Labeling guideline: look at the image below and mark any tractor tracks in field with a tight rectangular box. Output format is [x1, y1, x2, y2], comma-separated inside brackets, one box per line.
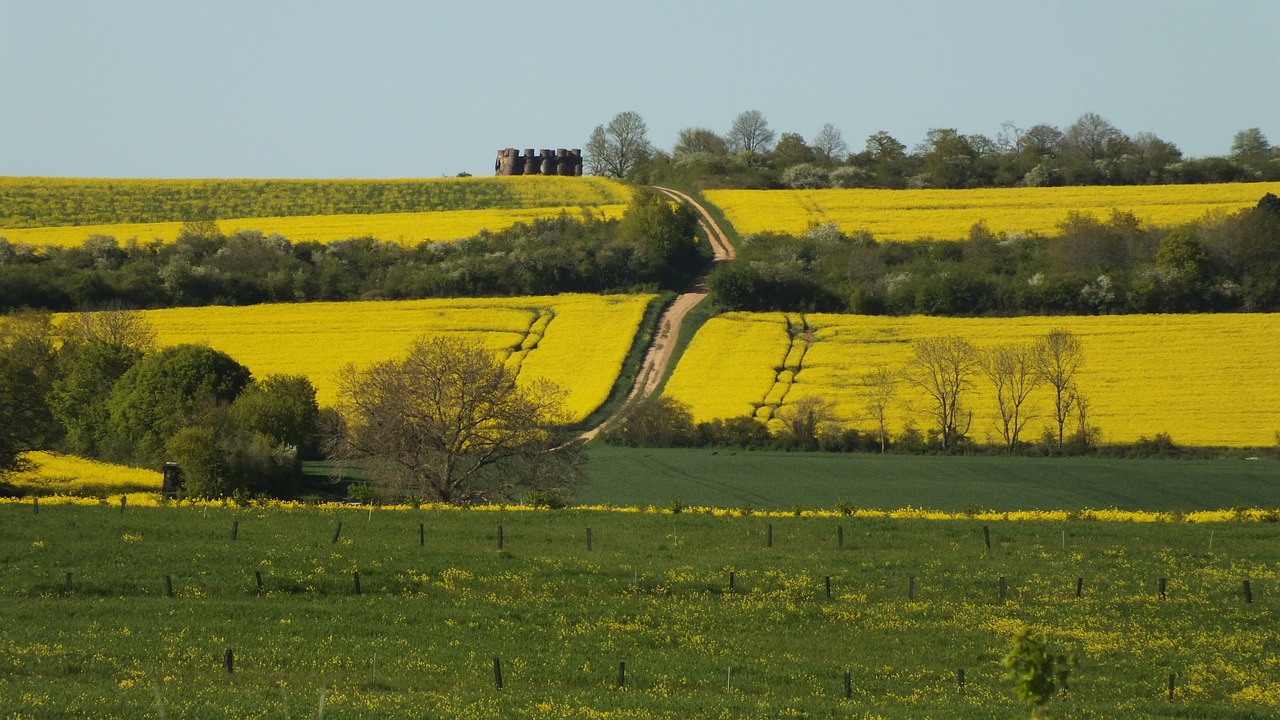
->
[578, 187, 736, 440]
[751, 314, 816, 423]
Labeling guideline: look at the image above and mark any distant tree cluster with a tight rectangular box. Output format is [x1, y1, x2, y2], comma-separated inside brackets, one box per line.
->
[606, 329, 1213, 457]
[587, 110, 1280, 189]
[709, 198, 1280, 316]
[0, 308, 321, 498]
[0, 190, 702, 313]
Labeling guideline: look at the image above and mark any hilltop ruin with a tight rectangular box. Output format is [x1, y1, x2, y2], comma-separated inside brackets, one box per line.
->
[495, 148, 583, 176]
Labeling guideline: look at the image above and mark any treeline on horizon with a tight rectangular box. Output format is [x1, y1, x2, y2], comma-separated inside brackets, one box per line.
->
[0, 191, 700, 313]
[709, 195, 1280, 316]
[594, 110, 1280, 190]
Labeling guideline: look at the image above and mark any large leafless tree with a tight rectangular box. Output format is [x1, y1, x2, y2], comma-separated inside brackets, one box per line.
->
[1034, 329, 1085, 449]
[333, 336, 583, 503]
[860, 365, 897, 453]
[981, 342, 1039, 452]
[585, 111, 654, 179]
[902, 336, 979, 449]
[726, 110, 776, 154]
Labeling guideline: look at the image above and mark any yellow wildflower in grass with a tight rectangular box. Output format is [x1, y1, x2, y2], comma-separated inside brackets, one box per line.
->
[706, 182, 1280, 240]
[665, 311, 1280, 446]
[0, 205, 628, 249]
[116, 293, 655, 419]
[2, 491, 1275, 523]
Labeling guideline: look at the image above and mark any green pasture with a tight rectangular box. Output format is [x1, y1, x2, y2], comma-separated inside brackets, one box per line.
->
[582, 445, 1280, 513]
[1, 502, 1276, 718]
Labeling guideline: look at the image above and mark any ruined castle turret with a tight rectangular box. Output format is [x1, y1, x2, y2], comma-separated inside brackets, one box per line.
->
[495, 148, 583, 176]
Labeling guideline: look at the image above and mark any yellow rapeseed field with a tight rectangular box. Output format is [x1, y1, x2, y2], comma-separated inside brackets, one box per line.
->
[664, 311, 1280, 447]
[124, 294, 655, 421]
[706, 182, 1280, 240]
[0, 205, 627, 249]
[4, 451, 162, 497]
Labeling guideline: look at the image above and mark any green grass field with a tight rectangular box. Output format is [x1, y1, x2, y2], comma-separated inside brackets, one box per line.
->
[1, 502, 1276, 718]
[582, 445, 1280, 513]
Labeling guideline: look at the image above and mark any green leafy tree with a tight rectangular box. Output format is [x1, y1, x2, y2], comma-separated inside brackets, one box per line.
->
[50, 307, 154, 456]
[231, 374, 321, 459]
[105, 344, 252, 466]
[1001, 625, 1076, 718]
[0, 311, 60, 472]
[672, 127, 727, 158]
[605, 396, 696, 447]
[615, 189, 700, 284]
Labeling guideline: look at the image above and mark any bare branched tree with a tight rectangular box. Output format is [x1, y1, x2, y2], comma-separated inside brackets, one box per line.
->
[776, 394, 838, 449]
[332, 336, 583, 503]
[902, 336, 979, 449]
[585, 111, 654, 178]
[981, 343, 1039, 453]
[812, 122, 849, 163]
[59, 303, 156, 352]
[1035, 329, 1085, 449]
[726, 110, 776, 155]
[860, 365, 897, 453]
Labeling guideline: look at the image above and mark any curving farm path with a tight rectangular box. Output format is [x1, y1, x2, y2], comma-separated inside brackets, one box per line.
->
[578, 187, 735, 440]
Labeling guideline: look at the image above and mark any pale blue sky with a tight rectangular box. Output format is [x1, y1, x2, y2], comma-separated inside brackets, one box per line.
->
[3, 0, 1277, 178]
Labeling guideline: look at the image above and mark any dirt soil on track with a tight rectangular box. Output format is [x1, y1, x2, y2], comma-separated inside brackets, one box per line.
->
[579, 188, 734, 440]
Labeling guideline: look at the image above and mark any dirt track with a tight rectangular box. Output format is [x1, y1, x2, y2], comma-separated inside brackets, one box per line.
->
[578, 188, 735, 440]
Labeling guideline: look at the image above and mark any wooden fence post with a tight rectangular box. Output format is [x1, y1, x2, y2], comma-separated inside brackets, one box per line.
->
[617, 661, 626, 688]
[844, 670, 852, 699]
[332, 522, 343, 544]
[999, 576, 1007, 602]
[766, 524, 773, 548]
[837, 525, 843, 548]
[230, 521, 238, 541]
[165, 575, 173, 598]
[497, 525, 504, 550]
[224, 648, 234, 674]
[586, 527, 593, 551]
[908, 576, 915, 601]
[493, 657, 503, 689]
[983, 525, 990, 551]
[419, 523, 425, 547]
[353, 571, 361, 596]
[1243, 580, 1253, 603]
[1159, 578, 1167, 600]
[1076, 577, 1083, 598]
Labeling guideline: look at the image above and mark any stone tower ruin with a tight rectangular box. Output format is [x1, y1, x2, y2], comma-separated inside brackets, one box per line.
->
[495, 148, 583, 176]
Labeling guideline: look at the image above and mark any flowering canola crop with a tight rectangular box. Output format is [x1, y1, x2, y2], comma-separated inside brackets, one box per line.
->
[0, 206, 627, 249]
[664, 311, 1280, 446]
[0, 175, 632, 248]
[122, 293, 655, 420]
[706, 182, 1280, 240]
